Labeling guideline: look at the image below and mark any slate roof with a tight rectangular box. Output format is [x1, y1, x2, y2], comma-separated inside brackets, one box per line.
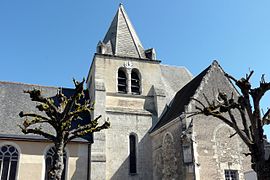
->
[102, 4, 146, 58]
[0, 81, 93, 143]
[159, 64, 193, 104]
[151, 64, 211, 132]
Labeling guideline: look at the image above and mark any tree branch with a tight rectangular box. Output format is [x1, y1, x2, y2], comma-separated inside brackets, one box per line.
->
[229, 132, 237, 138]
[190, 96, 253, 147]
[263, 108, 270, 125]
[62, 103, 93, 123]
[19, 111, 50, 121]
[69, 115, 102, 134]
[24, 89, 59, 117]
[19, 111, 58, 129]
[19, 126, 56, 141]
[237, 106, 252, 140]
[60, 79, 85, 122]
[68, 118, 110, 141]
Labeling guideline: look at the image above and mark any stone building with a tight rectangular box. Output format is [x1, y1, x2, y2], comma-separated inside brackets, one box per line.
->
[0, 84, 92, 179]
[87, 4, 252, 180]
[150, 62, 251, 180]
[0, 4, 253, 180]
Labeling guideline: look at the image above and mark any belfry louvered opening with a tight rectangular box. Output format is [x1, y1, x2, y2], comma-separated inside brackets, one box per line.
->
[131, 69, 140, 95]
[118, 68, 127, 93]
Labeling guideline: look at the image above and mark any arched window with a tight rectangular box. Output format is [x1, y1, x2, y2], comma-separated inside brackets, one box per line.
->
[118, 68, 127, 93]
[131, 69, 140, 95]
[0, 144, 19, 180]
[45, 147, 67, 180]
[129, 134, 137, 174]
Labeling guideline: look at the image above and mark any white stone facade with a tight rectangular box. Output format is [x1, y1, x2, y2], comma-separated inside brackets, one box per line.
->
[0, 140, 89, 180]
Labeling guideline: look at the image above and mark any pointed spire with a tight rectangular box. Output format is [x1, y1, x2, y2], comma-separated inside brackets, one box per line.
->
[101, 4, 146, 59]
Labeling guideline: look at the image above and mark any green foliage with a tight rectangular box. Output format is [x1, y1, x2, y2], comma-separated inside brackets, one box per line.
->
[19, 79, 110, 179]
[19, 79, 110, 142]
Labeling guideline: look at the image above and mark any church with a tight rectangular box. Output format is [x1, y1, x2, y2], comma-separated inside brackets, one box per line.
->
[0, 4, 252, 180]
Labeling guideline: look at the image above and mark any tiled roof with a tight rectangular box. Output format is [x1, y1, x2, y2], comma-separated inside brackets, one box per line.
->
[0, 81, 93, 142]
[151, 64, 211, 132]
[102, 4, 146, 58]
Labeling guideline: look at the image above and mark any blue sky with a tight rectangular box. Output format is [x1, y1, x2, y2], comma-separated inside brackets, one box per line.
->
[0, 0, 270, 137]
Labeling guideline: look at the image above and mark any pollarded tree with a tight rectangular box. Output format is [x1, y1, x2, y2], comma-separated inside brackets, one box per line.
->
[19, 79, 110, 180]
[190, 71, 270, 180]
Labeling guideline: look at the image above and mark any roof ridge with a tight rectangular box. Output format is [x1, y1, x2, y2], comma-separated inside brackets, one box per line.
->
[191, 60, 224, 99]
[188, 63, 214, 101]
[151, 64, 212, 132]
[0, 80, 59, 88]
[115, 6, 119, 55]
[101, 4, 146, 58]
[119, 5, 142, 58]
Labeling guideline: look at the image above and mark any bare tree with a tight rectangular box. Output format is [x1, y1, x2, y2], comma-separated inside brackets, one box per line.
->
[190, 71, 270, 180]
[19, 79, 110, 180]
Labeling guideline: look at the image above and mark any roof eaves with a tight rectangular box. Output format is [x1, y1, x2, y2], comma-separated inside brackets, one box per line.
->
[150, 65, 212, 132]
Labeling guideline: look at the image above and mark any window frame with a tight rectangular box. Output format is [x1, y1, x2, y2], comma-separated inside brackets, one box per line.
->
[117, 68, 128, 94]
[0, 143, 20, 180]
[129, 133, 138, 175]
[224, 169, 239, 180]
[131, 69, 141, 95]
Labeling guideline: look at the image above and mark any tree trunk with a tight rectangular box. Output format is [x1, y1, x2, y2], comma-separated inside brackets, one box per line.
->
[252, 142, 270, 180]
[254, 160, 270, 180]
[50, 141, 65, 180]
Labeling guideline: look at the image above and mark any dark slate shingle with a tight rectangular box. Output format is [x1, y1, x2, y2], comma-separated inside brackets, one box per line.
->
[151, 65, 211, 132]
[0, 82, 93, 143]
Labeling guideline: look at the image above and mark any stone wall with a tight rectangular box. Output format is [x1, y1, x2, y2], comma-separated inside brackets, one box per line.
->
[87, 54, 192, 180]
[151, 118, 189, 180]
[106, 112, 153, 180]
[189, 63, 251, 180]
[88, 55, 159, 179]
[0, 140, 89, 180]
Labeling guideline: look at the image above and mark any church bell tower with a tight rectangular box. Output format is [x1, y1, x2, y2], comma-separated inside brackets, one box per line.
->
[85, 4, 182, 180]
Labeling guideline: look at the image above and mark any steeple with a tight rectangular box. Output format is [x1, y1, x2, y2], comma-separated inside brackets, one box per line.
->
[97, 4, 156, 59]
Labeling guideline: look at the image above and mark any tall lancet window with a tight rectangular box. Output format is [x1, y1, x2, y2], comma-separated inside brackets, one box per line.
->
[118, 68, 127, 93]
[131, 69, 140, 95]
[129, 134, 137, 174]
[0, 144, 19, 180]
[45, 147, 67, 180]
